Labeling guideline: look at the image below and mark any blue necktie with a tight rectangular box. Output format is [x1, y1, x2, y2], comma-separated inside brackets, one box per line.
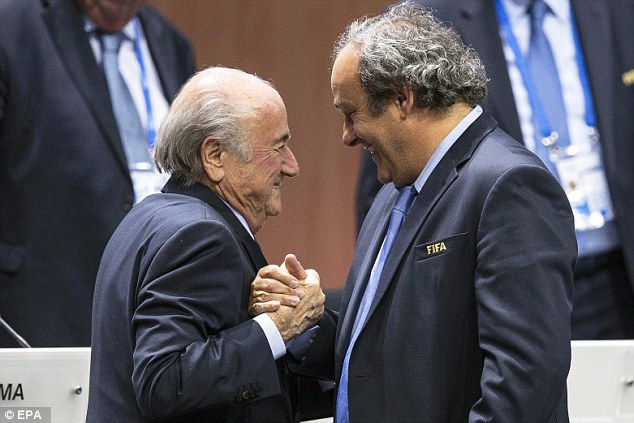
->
[336, 185, 417, 423]
[100, 32, 151, 165]
[527, 0, 570, 174]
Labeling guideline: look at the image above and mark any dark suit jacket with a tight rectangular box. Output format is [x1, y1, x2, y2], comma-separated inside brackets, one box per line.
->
[0, 0, 195, 347]
[87, 178, 299, 422]
[357, 0, 634, 294]
[307, 110, 577, 421]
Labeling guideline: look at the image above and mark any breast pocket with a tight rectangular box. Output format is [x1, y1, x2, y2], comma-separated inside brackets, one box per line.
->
[413, 232, 468, 262]
[408, 232, 471, 303]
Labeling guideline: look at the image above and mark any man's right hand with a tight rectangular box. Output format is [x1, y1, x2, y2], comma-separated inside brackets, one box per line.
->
[253, 254, 325, 342]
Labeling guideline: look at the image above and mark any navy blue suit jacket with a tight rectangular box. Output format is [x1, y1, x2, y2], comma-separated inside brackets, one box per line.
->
[87, 178, 299, 422]
[306, 110, 576, 421]
[357, 0, 634, 296]
[0, 0, 195, 346]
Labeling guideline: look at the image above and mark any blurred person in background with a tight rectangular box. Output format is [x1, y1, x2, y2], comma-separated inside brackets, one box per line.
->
[0, 0, 195, 347]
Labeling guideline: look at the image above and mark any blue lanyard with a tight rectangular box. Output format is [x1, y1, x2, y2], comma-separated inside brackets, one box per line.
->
[569, 15, 596, 128]
[494, 0, 597, 139]
[133, 18, 156, 149]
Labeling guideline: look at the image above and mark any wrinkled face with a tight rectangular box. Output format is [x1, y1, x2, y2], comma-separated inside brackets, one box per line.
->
[222, 96, 299, 233]
[331, 45, 407, 186]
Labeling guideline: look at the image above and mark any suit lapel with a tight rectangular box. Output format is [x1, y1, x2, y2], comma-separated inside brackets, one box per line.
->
[337, 195, 392, 356]
[241, 234, 268, 271]
[570, 1, 614, 145]
[457, 0, 524, 142]
[349, 111, 498, 341]
[44, 0, 129, 175]
[162, 178, 268, 272]
[362, 164, 458, 329]
[137, 7, 182, 101]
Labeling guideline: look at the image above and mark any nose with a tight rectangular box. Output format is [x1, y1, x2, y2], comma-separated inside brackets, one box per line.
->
[282, 146, 299, 177]
[342, 119, 358, 147]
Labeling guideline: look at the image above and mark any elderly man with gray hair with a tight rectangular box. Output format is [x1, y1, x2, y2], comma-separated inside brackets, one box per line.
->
[87, 66, 325, 423]
[253, 2, 577, 422]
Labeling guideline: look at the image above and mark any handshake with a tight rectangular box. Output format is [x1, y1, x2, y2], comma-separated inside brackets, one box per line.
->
[249, 254, 325, 341]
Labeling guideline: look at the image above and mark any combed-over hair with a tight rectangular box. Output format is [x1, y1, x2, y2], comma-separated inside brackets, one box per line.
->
[154, 67, 272, 186]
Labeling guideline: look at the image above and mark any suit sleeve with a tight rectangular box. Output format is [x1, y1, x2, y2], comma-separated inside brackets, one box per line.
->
[289, 308, 338, 381]
[470, 164, 576, 422]
[131, 219, 281, 420]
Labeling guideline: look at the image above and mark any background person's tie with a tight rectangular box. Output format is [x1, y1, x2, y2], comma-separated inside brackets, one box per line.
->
[527, 0, 570, 174]
[100, 32, 152, 166]
[336, 185, 417, 423]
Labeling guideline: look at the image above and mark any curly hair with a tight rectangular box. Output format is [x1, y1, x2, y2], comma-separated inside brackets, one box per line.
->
[333, 1, 487, 116]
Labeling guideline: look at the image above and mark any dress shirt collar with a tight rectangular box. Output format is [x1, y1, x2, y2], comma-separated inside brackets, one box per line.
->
[220, 198, 255, 240]
[413, 105, 483, 194]
[83, 15, 136, 40]
[502, 0, 570, 23]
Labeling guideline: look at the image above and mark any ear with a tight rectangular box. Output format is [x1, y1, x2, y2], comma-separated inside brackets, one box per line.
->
[200, 136, 225, 183]
[395, 86, 415, 119]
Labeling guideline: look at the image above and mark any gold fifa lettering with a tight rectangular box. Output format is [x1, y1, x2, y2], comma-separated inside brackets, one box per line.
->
[426, 242, 447, 255]
[623, 69, 634, 86]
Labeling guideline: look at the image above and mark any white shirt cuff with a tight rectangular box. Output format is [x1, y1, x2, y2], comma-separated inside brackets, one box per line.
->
[253, 314, 286, 360]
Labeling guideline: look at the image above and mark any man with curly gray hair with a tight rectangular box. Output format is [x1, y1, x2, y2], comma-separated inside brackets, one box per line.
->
[333, 3, 487, 117]
[253, 2, 577, 421]
[328, 2, 575, 421]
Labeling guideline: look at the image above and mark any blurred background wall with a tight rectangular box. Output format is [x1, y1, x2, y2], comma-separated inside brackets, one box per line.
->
[146, 0, 393, 289]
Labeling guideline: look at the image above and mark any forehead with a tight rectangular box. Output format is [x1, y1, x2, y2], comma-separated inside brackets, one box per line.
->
[331, 46, 366, 110]
[247, 95, 290, 146]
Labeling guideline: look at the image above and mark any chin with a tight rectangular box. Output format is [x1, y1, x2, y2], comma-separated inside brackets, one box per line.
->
[266, 204, 282, 217]
[376, 172, 392, 185]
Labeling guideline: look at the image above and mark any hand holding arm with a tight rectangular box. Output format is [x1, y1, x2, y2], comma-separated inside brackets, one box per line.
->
[249, 254, 305, 315]
[251, 254, 325, 342]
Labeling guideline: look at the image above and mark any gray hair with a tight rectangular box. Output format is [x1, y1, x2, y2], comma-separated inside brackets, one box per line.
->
[333, 1, 487, 115]
[154, 67, 271, 186]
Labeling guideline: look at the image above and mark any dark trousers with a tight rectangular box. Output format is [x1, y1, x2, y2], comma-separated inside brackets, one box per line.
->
[572, 249, 634, 339]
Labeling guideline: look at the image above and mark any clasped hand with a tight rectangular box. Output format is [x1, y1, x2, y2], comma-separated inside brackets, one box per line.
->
[249, 254, 324, 341]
